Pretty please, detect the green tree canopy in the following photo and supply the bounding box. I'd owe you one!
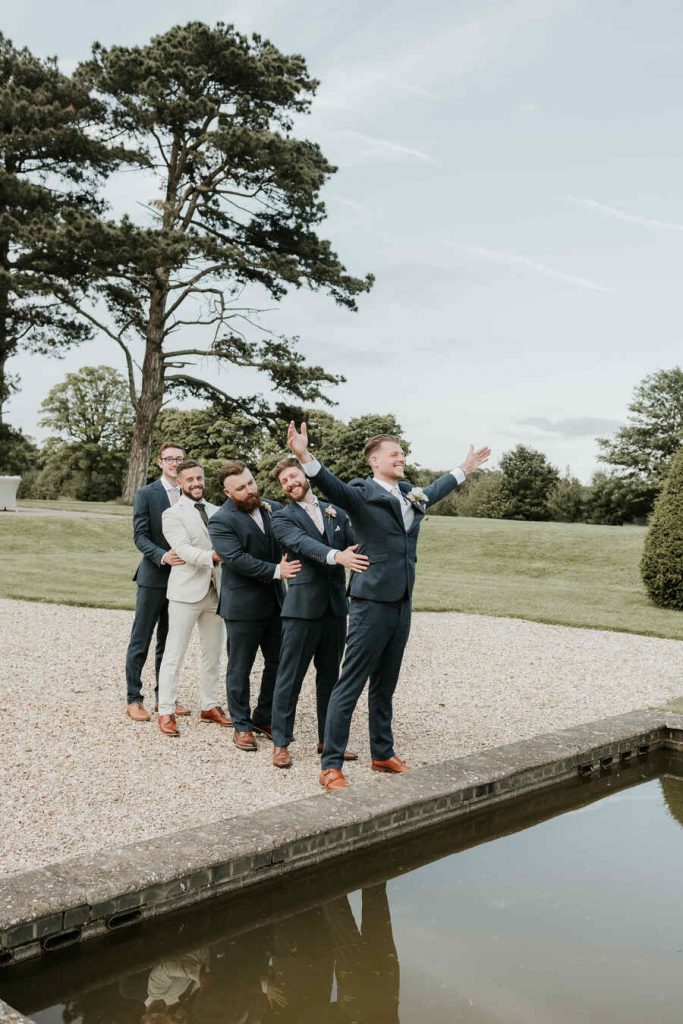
[0,32,120,422]
[640,447,683,609]
[597,368,683,506]
[66,22,372,501]
[499,444,559,521]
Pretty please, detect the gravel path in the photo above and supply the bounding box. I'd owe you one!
[2,597,682,877]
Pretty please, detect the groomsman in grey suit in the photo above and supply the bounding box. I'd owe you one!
[208,461,302,751]
[157,460,231,737]
[287,423,490,790]
[124,442,190,722]
[269,457,369,769]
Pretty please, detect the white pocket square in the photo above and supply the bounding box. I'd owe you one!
[334,525,341,531]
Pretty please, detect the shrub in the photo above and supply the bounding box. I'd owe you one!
[640,447,683,609]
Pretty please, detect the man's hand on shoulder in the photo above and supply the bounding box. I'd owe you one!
[334,544,369,573]
[459,444,491,475]
[162,549,185,566]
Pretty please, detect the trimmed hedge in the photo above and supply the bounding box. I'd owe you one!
[641,447,683,609]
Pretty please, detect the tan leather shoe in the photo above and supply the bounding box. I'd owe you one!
[200,706,233,727]
[320,768,349,791]
[272,746,292,769]
[158,714,180,737]
[317,741,358,762]
[371,755,410,773]
[154,702,191,716]
[126,702,151,723]
[233,730,258,751]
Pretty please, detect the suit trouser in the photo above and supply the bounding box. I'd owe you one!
[271,610,347,748]
[125,585,168,704]
[321,596,411,770]
[224,610,281,732]
[157,589,225,715]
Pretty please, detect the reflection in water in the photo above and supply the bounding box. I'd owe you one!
[60,886,400,1024]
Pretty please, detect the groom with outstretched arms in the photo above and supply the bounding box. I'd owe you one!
[287,422,490,791]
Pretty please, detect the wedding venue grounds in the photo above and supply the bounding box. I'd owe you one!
[2,501,683,880]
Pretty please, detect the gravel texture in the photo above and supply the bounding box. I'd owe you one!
[2,597,682,877]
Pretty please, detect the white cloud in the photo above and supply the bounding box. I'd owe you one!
[563,195,683,233]
[337,130,438,165]
[452,244,615,293]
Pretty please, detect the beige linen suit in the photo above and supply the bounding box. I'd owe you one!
[157,496,225,715]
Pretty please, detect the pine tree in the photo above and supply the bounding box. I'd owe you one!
[640,447,683,609]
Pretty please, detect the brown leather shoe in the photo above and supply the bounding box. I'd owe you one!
[158,714,180,737]
[154,702,191,716]
[233,730,258,751]
[200,706,233,727]
[126,702,151,723]
[371,755,410,773]
[317,741,358,762]
[253,722,273,741]
[320,768,349,791]
[272,746,292,769]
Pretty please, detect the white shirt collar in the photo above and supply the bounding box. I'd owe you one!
[160,475,179,493]
[373,477,399,494]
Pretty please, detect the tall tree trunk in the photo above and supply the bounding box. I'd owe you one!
[0,237,11,425]
[121,277,168,502]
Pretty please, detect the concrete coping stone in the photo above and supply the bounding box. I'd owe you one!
[1,709,681,968]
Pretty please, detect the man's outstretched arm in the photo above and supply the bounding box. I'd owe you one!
[287,421,365,514]
[424,445,492,506]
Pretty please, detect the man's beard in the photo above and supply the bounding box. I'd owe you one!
[181,485,204,500]
[233,493,261,513]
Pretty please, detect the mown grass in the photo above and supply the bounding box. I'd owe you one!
[2,504,682,639]
[18,499,132,516]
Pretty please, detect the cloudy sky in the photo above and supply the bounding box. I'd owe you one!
[5,0,683,478]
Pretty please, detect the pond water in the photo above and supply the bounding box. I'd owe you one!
[3,754,683,1023]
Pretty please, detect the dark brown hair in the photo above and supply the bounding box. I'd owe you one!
[363,434,401,462]
[271,456,302,481]
[176,459,202,476]
[217,460,247,487]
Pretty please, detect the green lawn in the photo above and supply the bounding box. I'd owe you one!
[18,499,132,516]
[1,505,682,640]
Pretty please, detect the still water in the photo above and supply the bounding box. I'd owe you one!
[3,757,683,1024]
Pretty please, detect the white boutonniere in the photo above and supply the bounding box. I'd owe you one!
[407,487,429,506]
[324,505,337,518]
[261,501,272,514]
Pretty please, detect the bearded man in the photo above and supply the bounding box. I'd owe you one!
[208,461,301,751]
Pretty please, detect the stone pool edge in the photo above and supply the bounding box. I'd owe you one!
[2,707,682,983]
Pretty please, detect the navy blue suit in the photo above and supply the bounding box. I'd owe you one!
[305,463,460,768]
[270,501,352,748]
[208,498,285,732]
[125,478,173,705]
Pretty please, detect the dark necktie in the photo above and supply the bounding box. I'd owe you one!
[194,501,209,527]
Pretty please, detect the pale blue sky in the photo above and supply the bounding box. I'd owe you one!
[5,0,683,478]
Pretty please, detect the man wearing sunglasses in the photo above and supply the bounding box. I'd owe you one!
[124,442,191,722]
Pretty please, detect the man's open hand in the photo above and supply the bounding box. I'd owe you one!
[460,445,491,475]
[279,553,302,579]
[334,544,370,573]
[287,420,311,462]
[162,549,185,566]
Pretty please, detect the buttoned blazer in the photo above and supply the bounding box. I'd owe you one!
[132,478,173,589]
[161,497,221,604]
[271,500,353,619]
[306,465,459,602]
[208,498,285,621]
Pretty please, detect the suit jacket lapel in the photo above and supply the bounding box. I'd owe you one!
[154,477,172,509]
[368,478,405,529]
[319,501,335,544]
[292,502,325,542]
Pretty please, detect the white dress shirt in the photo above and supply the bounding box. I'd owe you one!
[297,496,338,565]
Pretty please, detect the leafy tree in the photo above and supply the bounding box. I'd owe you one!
[0,422,37,474]
[447,470,506,519]
[68,22,372,501]
[305,411,409,479]
[640,447,683,609]
[597,367,683,506]
[0,33,119,421]
[547,469,587,523]
[499,445,559,521]
[34,365,133,499]
[584,471,651,526]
